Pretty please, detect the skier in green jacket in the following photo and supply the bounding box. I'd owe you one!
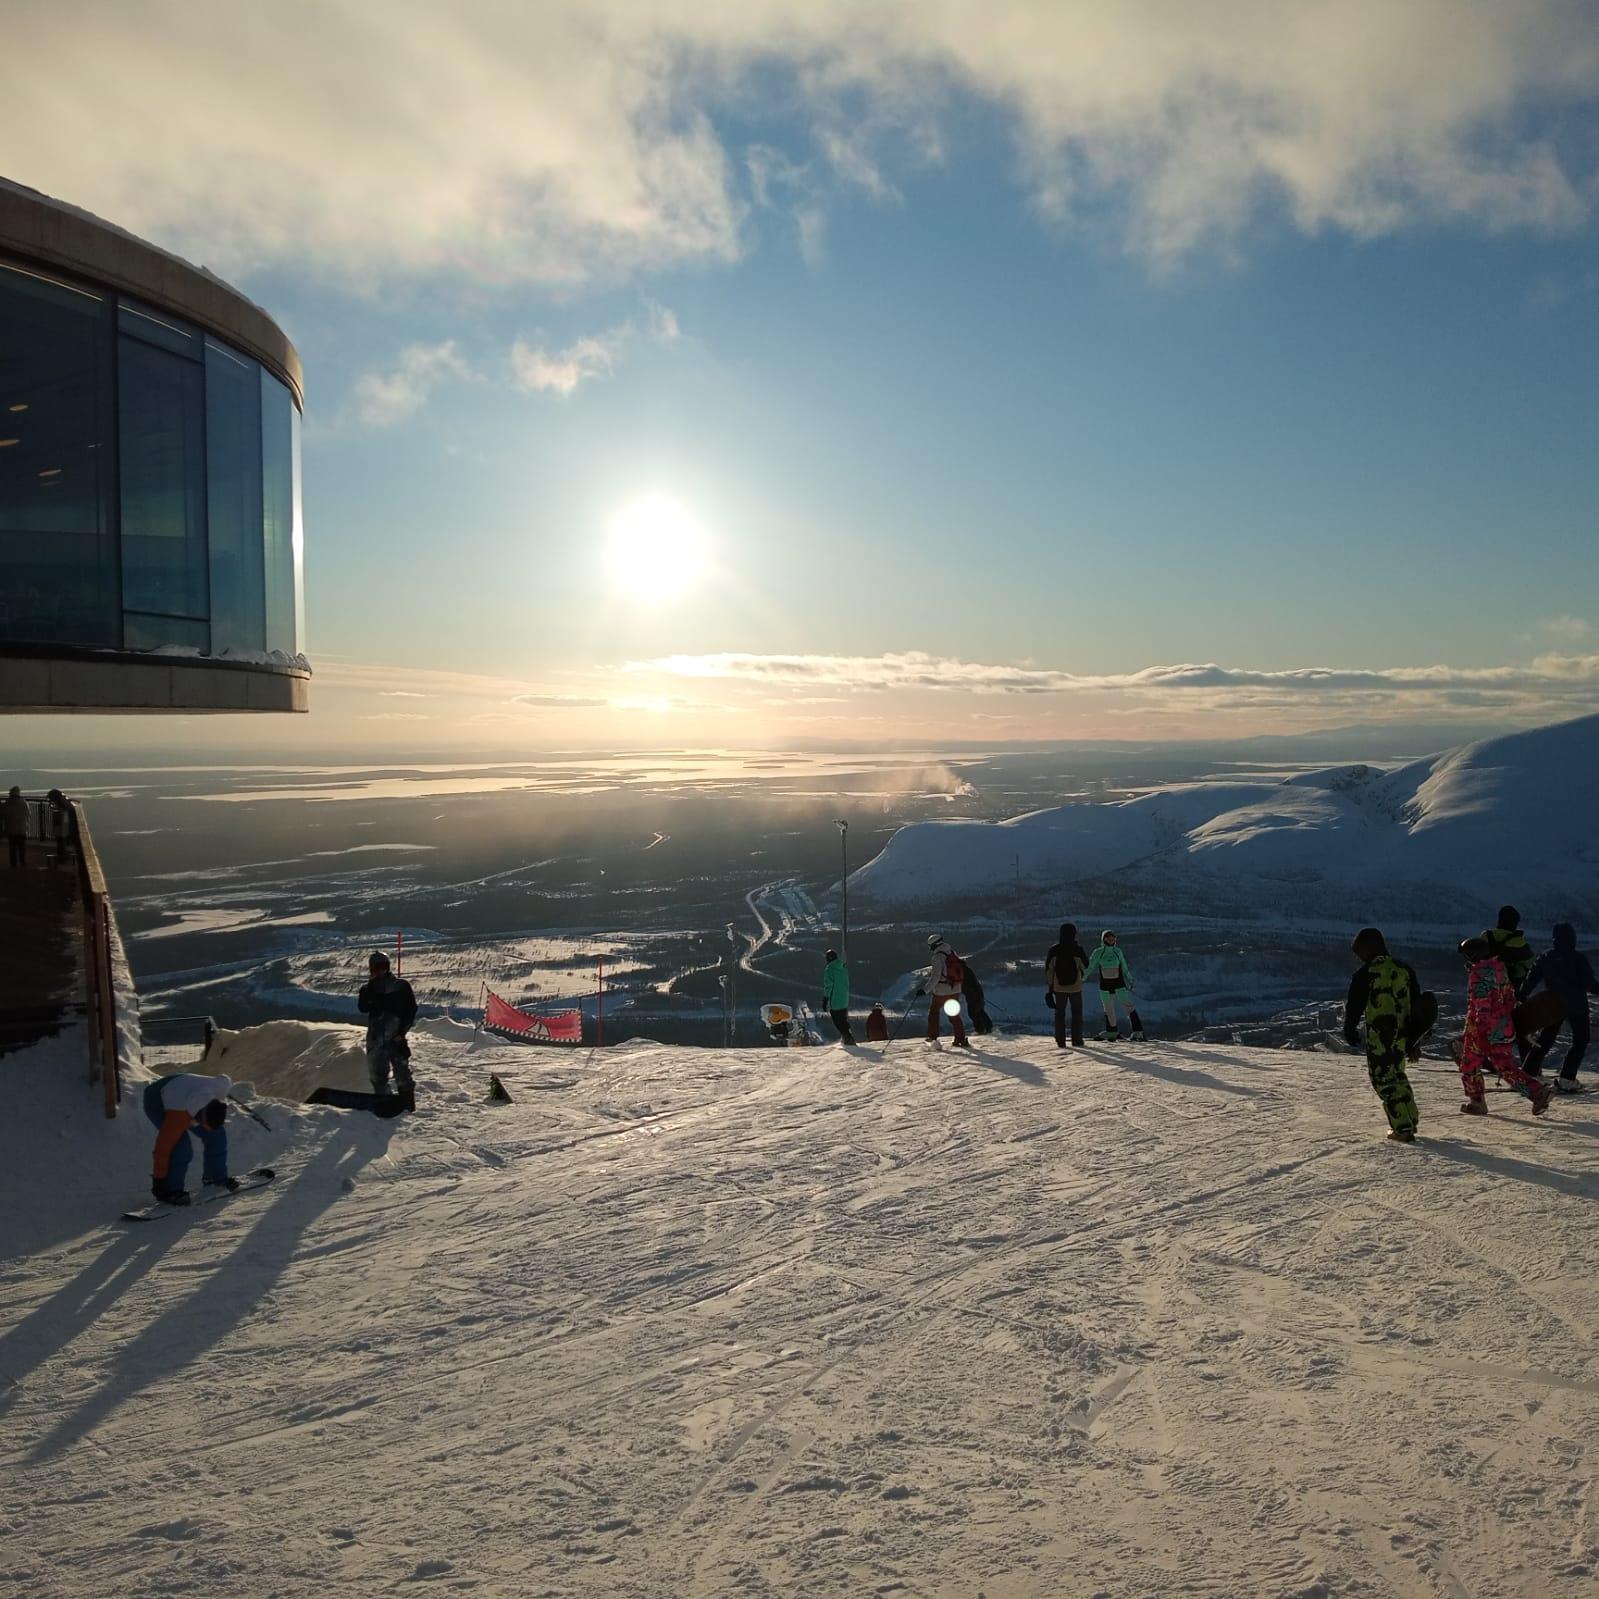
[1084,931,1144,1041]
[821,948,855,1045]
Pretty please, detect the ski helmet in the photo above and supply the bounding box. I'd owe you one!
[825,948,837,961]
[369,949,391,970]
[1459,936,1491,964]
[927,934,942,949]
[1351,927,1388,962]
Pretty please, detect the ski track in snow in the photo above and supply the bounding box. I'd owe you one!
[3,1031,1598,1597]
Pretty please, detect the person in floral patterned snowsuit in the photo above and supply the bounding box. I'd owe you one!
[1457,938,1550,1116]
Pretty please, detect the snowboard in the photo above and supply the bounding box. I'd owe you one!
[122,1167,276,1222]
[307,1085,407,1118]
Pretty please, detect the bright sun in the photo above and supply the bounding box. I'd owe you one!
[605,494,710,601]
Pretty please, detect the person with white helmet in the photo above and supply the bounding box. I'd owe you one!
[917,934,970,1048]
[1084,930,1145,1041]
[143,1071,236,1206]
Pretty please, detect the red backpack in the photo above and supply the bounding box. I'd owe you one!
[943,951,965,987]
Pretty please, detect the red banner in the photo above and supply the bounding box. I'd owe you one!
[483,990,582,1045]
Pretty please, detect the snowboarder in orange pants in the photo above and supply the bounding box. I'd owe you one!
[1457,938,1551,1116]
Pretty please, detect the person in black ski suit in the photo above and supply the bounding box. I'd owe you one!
[1520,922,1598,1094]
[358,950,418,1111]
[962,963,994,1035]
[1044,922,1089,1048]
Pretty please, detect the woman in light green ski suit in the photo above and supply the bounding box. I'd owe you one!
[1084,931,1144,1041]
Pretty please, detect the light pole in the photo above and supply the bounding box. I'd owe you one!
[834,818,849,963]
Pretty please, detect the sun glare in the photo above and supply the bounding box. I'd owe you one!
[606,494,710,601]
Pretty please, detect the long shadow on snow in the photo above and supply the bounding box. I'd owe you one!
[24,1118,391,1463]
[960,1046,1046,1086]
[1423,1137,1599,1201]
[1102,1050,1266,1100]
[0,1227,186,1418]
[1153,1041,1281,1074]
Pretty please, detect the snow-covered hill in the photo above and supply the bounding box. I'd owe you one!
[851,712,1599,922]
[3,1022,1597,1597]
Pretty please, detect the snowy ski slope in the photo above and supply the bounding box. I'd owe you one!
[2,1021,1597,1596]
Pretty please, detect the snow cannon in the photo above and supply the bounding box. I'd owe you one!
[760,1003,811,1046]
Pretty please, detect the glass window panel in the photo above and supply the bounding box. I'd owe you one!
[205,339,265,653]
[0,259,117,646]
[119,335,208,633]
[118,301,202,361]
[123,611,208,651]
[261,370,302,656]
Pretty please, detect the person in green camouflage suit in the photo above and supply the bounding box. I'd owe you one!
[1344,926,1422,1142]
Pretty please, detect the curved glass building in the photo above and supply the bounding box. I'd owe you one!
[0,178,308,711]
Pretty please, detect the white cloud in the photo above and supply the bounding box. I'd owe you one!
[630,650,1599,718]
[349,342,473,427]
[1537,615,1592,642]
[510,301,680,395]
[3,2,1592,288]
[510,331,628,396]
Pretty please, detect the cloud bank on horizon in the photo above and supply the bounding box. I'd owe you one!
[7,1,1597,290]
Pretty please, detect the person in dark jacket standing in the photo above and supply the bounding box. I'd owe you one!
[359,950,418,1111]
[3,786,28,869]
[821,948,855,1045]
[1521,923,1597,1093]
[1344,927,1422,1142]
[1044,922,1089,1048]
[962,963,994,1034]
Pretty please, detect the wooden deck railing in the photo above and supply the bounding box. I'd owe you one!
[73,804,124,1118]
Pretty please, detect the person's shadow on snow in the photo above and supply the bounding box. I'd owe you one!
[1104,1051,1267,1100]
[1424,1136,1599,1201]
[0,1226,186,1421]
[24,1119,391,1463]
[959,1045,1047,1087]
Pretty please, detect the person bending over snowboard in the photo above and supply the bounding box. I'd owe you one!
[359,950,418,1111]
[145,1072,236,1205]
[1344,928,1423,1143]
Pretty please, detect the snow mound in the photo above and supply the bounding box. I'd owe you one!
[205,1019,370,1101]
[853,712,1599,919]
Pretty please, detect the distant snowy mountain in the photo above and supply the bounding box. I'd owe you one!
[850,712,1599,924]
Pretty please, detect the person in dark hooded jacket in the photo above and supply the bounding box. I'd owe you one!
[961,963,994,1034]
[1044,922,1089,1048]
[1521,922,1598,1092]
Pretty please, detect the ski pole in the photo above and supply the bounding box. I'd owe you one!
[228,1093,272,1131]
[888,992,922,1045]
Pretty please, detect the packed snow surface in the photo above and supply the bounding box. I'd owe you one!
[3,1021,1597,1597]
[852,713,1599,919]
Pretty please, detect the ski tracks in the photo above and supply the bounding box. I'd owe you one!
[5,1036,1597,1596]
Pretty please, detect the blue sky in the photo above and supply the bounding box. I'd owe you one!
[9,2,1599,750]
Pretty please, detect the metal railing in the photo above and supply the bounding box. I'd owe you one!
[141,1013,218,1073]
